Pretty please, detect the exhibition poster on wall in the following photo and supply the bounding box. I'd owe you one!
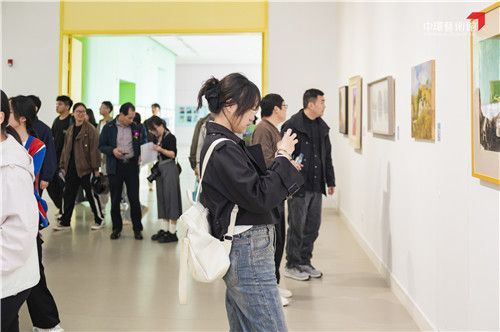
[175,105,208,127]
[471,3,500,184]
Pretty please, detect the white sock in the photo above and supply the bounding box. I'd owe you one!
[160,219,169,231]
[169,220,177,234]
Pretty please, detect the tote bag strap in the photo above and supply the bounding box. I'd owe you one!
[194,138,231,202]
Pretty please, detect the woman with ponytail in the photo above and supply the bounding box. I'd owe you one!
[196,73,304,331]
[8,96,49,229]
[8,95,63,332]
[1,90,40,332]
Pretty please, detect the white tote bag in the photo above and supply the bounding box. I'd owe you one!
[177,138,238,304]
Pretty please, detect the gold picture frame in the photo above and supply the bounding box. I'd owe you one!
[470,2,500,184]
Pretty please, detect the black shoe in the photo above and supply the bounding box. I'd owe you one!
[158,232,178,243]
[151,229,167,241]
[110,231,121,240]
[134,231,143,240]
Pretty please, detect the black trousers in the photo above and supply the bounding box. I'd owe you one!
[26,234,60,329]
[1,288,31,332]
[60,170,104,226]
[109,159,143,233]
[46,179,63,212]
[274,202,286,284]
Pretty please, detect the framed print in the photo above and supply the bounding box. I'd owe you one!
[470,3,500,184]
[348,76,362,149]
[411,60,436,140]
[339,86,348,134]
[368,76,395,136]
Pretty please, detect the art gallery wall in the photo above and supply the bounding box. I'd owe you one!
[1,1,59,125]
[332,2,498,330]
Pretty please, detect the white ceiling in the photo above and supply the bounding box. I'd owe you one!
[151,34,262,65]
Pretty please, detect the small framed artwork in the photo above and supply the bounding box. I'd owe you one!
[348,75,362,149]
[411,59,436,141]
[339,86,348,134]
[367,76,395,136]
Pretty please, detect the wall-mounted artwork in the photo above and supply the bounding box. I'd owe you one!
[339,86,348,134]
[471,3,500,184]
[368,76,395,136]
[411,60,435,140]
[348,76,362,149]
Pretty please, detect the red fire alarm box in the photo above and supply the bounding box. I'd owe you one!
[7,59,13,67]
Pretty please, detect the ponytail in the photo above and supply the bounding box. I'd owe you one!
[9,95,39,138]
[197,77,220,113]
[196,73,260,119]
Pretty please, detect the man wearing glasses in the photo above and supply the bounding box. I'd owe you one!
[251,93,294,306]
[99,103,147,240]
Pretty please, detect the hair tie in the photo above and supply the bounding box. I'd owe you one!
[205,84,221,110]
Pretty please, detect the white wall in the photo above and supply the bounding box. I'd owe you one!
[1,2,59,125]
[332,2,498,330]
[268,2,338,209]
[2,2,498,330]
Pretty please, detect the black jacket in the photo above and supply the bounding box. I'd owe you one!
[98,119,147,175]
[200,122,304,240]
[32,119,57,183]
[281,109,335,196]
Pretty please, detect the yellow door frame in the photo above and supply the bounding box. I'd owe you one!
[58,1,269,97]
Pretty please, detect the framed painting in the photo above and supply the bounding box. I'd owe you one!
[339,86,348,134]
[411,60,435,140]
[368,76,395,136]
[470,3,500,184]
[348,76,362,149]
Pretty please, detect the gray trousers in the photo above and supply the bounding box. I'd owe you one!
[285,191,322,268]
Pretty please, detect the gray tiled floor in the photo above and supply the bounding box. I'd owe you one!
[19,182,419,331]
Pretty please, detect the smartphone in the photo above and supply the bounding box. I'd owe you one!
[295,153,304,164]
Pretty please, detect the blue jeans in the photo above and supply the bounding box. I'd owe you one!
[223,225,287,332]
[286,191,323,268]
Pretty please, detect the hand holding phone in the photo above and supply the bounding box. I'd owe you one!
[295,153,304,165]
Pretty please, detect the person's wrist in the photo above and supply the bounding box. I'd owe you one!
[276,149,292,160]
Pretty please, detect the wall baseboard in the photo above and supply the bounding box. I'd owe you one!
[337,208,437,332]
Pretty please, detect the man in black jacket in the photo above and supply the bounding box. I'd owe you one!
[48,95,73,216]
[99,102,147,240]
[281,89,336,281]
[27,95,57,195]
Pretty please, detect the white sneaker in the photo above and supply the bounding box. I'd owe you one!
[281,296,290,307]
[53,224,70,231]
[33,324,64,332]
[90,221,105,230]
[279,287,293,298]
